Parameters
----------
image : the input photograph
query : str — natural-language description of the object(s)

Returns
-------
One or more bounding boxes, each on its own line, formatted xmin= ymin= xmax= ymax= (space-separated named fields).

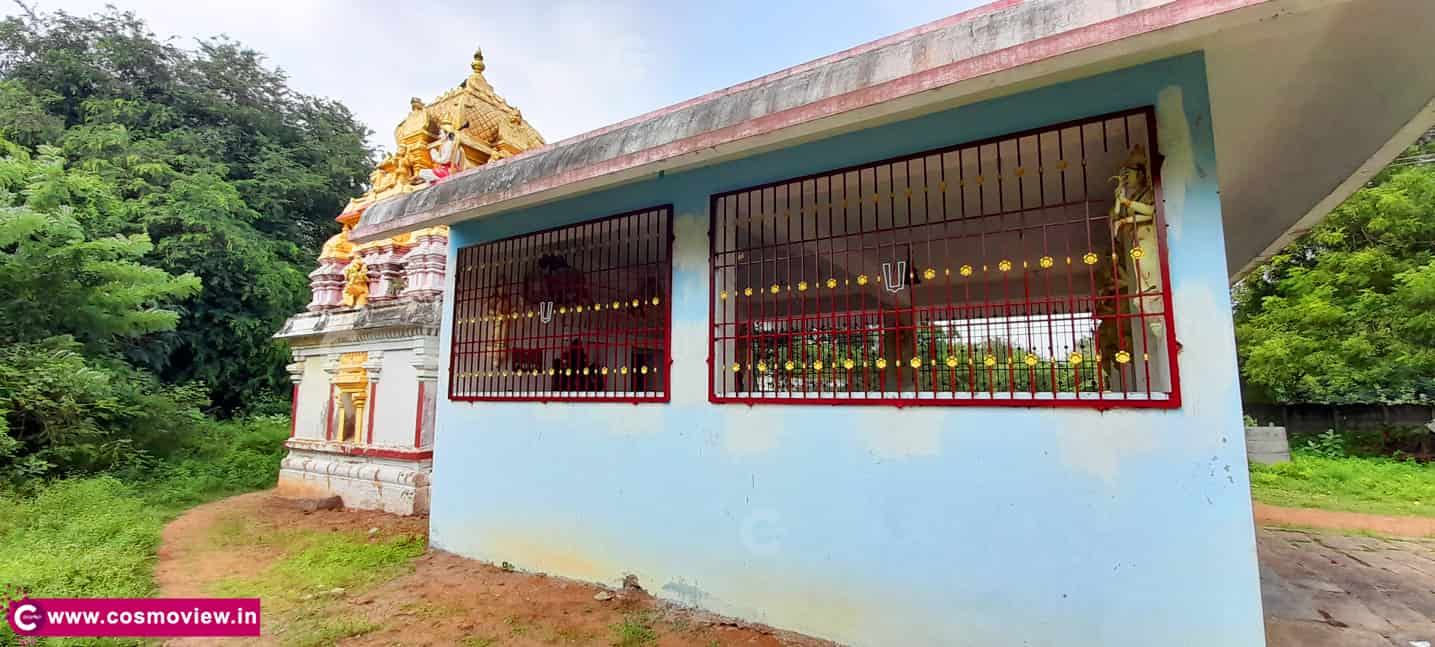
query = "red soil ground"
xmin=1254 ymin=502 xmax=1435 ymax=538
xmin=155 ymin=491 xmax=836 ymax=646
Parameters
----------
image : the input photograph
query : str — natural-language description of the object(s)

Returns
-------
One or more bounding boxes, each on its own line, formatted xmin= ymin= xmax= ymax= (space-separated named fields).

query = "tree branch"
xmin=9 ymin=0 xmax=37 ymax=20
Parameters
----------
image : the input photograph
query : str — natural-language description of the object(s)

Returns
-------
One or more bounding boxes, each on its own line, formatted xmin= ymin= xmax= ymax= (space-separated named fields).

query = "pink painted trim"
xmin=289 ymin=384 xmax=299 ymax=438
xmin=286 ymin=438 xmax=433 ymax=461
xmin=365 ymin=383 xmax=377 ymax=445
xmin=352 ymin=0 xmax=1266 ymax=242
xmin=413 ymin=382 xmax=426 ymax=449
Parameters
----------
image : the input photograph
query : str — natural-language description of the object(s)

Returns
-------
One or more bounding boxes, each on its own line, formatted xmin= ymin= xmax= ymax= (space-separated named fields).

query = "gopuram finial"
xmin=471 ymin=47 xmax=486 ymax=75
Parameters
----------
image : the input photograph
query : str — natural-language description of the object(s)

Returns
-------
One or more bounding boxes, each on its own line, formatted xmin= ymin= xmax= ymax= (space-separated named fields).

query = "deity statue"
xmin=319 ymin=225 xmax=354 ymax=261
xmin=1110 ymin=145 xmax=1156 ymax=232
xmin=1109 ymin=145 xmax=1164 ymax=335
xmin=416 ymin=120 xmax=464 ymax=184
xmin=343 ymin=257 xmax=370 ymax=308
xmin=372 ymin=153 xmax=403 ymax=196
xmin=392 ymin=145 xmax=418 ymax=188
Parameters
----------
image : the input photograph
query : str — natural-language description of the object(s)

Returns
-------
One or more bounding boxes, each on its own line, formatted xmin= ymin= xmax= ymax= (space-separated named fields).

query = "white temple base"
xmin=276 ymin=442 xmax=431 ymax=515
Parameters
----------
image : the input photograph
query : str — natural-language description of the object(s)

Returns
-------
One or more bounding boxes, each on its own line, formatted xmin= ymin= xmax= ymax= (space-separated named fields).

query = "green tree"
xmin=0 ymin=8 xmax=372 ymax=412
xmin=0 ymin=143 xmax=206 ymax=482
xmin=0 ymin=147 xmax=199 ymax=347
xmin=1233 ymin=146 xmax=1435 ymax=404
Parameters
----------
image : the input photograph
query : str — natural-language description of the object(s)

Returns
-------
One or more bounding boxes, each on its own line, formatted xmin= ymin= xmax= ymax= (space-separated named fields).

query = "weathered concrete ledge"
xmin=275 ymin=299 xmax=442 ymax=346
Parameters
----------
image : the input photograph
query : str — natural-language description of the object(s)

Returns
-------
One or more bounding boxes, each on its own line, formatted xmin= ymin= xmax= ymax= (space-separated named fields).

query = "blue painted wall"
xmin=433 ymin=53 xmax=1264 ymax=647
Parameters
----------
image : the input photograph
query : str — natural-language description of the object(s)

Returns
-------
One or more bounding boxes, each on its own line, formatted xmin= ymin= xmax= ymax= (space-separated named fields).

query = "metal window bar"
xmin=708 ymin=108 xmax=1181 ymax=407
xmin=450 ymin=205 xmax=674 ymax=402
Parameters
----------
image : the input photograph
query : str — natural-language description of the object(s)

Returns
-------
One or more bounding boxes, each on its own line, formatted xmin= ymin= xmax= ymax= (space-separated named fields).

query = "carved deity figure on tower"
xmin=417 ymin=121 xmax=464 ymax=184
xmin=342 ymin=257 xmax=369 ymax=308
xmin=320 ymin=225 xmax=353 ymax=261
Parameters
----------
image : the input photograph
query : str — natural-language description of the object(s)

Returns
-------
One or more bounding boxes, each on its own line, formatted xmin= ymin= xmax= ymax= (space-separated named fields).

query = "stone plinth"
xmin=1246 ymin=426 xmax=1292 ymax=465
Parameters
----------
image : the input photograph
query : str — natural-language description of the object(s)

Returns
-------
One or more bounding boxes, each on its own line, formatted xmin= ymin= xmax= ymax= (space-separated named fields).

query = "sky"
xmin=16 ymin=0 xmax=986 ymax=152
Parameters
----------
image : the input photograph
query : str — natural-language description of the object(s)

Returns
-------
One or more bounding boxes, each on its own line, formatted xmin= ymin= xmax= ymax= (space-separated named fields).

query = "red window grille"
xmin=709 ymin=108 xmax=1180 ymax=407
xmin=450 ymin=205 xmax=673 ymax=402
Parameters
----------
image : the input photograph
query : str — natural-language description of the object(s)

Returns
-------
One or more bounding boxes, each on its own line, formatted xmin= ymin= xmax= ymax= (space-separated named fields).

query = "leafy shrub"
xmin=1303 ymin=430 xmax=1348 ymax=459
xmin=1234 ymin=156 xmax=1435 ymax=405
xmin=125 ymin=415 xmax=290 ymax=507
xmin=0 ymin=339 xmax=209 ymax=487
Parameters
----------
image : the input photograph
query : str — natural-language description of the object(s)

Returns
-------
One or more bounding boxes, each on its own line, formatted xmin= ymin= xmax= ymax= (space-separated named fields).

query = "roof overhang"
xmin=350 ymin=0 xmax=1435 ymax=282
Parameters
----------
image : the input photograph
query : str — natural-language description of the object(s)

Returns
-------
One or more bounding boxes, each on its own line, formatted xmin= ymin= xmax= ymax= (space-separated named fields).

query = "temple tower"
xmin=273 ymin=48 xmax=544 ymax=514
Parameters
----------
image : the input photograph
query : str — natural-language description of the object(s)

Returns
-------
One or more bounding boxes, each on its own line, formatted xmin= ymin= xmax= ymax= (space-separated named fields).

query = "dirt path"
xmin=156 ymin=491 xmax=835 ymax=646
xmin=1255 ymin=502 xmax=1435 ymax=538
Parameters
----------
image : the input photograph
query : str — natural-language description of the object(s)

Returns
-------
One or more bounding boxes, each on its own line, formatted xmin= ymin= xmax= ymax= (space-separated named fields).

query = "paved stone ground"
xmin=1261 ymin=527 xmax=1435 ymax=646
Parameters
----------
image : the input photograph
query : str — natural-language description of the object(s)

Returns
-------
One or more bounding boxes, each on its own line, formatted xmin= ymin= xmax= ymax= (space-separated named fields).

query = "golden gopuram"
xmin=273 ymin=47 xmax=544 ymax=515
xmin=309 ymin=46 xmax=544 ymax=311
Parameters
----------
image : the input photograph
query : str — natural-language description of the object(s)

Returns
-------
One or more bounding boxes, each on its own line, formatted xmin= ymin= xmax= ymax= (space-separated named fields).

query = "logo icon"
xmin=5 ymin=586 xmax=43 ymax=640
xmin=881 ymin=261 xmax=907 ymax=294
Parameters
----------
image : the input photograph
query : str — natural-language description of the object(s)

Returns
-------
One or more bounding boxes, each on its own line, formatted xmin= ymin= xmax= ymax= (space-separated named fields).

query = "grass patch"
xmin=400 ymin=599 xmax=461 ymax=619
xmin=610 ymin=613 xmax=659 ymax=646
xmin=287 ymin=616 xmax=381 ymax=647
xmin=1251 ymin=451 xmax=1435 ymax=517
xmin=503 ymin=613 xmax=534 ymax=636
xmin=214 ymin=529 xmax=425 ymax=604
xmin=551 ymin=625 xmax=597 ymax=644
xmin=122 ymin=415 xmax=293 ymax=509
xmin=0 ymin=477 xmax=166 ymax=599
xmin=272 ymin=531 xmax=425 ymax=592
xmin=211 ymin=523 xmax=425 ymax=645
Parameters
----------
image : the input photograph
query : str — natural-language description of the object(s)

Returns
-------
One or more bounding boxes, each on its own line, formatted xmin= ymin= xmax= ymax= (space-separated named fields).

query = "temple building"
xmin=328 ymin=0 xmax=1431 ymax=644
xmin=274 ymin=49 xmax=543 ymax=515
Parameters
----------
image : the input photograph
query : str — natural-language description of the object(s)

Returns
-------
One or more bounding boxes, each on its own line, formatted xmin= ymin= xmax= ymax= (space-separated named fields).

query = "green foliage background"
xmin=1234 ymin=138 xmax=1435 ymax=405
xmin=0 ymin=8 xmax=371 ymax=416
xmin=0 ymin=8 xmax=372 ymax=485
